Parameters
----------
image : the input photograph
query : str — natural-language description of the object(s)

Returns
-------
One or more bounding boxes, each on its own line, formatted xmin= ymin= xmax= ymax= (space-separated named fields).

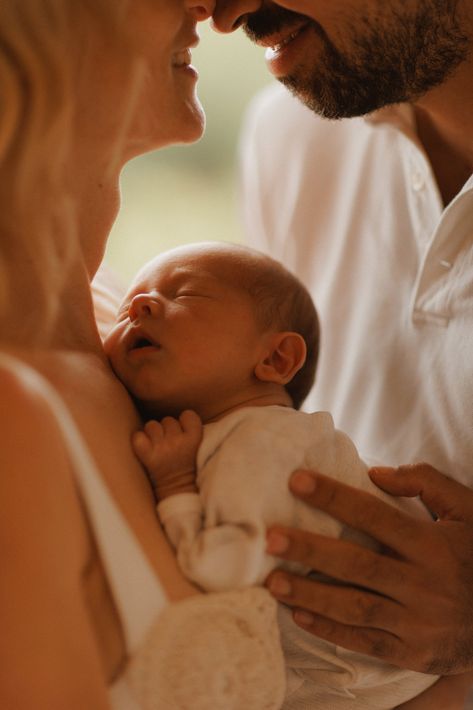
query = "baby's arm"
xmin=133 ymin=410 xmax=203 ymax=500
xmin=133 ymin=412 xmax=276 ymax=591
xmin=149 ymin=417 xmax=304 ymax=592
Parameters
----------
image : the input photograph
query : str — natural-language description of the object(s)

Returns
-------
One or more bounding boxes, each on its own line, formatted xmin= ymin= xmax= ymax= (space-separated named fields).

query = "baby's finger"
xmin=161 ymin=416 xmax=182 ymax=435
xmin=179 ymin=410 xmax=203 ymax=438
xmin=132 ymin=430 xmax=153 ymax=459
xmin=143 ymin=419 xmax=164 ymax=441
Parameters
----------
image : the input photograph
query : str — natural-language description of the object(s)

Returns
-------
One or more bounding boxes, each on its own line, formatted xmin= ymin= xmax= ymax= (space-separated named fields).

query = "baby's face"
xmin=104 ymin=245 xmax=267 ymax=418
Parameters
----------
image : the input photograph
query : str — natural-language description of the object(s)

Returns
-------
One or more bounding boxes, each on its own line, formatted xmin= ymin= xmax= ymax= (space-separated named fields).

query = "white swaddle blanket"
xmin=157 ymin=405 xmax=438 ymax=709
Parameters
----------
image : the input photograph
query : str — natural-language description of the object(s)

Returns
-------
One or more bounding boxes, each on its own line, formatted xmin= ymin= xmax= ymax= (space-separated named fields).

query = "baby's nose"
xmin=128 ymin=293 xmax=161 ymax=321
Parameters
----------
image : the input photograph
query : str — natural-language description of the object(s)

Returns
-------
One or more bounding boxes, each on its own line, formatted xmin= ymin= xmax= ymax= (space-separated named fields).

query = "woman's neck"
xmin=56 ymin=172 xmax=122 ymax=352
xmin=2 ymin=167 xmax=122 ymax=353
xmin=72 ymin=156 xmax=123 ymax=279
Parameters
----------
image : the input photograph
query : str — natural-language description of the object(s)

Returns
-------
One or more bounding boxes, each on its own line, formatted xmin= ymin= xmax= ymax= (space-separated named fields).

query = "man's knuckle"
xmin=316 ymin=479 xmax=340 ymax=510
xmin=295 ymin=536 xmax=316 ymax=566
xmin=369 ymin=635 xmax=393 ymax=660
xmin=351 ymin=552 xmax=381 ymax=583
xmin=354 ymin=594 xmax=384 ymax=625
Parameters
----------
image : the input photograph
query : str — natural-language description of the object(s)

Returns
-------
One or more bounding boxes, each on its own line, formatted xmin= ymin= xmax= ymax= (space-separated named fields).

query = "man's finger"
xmin=370 ymin=464 xmax=473 ymax=521
xmin=265 ymin=569 xmax=404 ymax=632
xmin=289 ymin=470 xmax=427 ymax=552
xmin=266 ymin=526 xmax=411 ymax=596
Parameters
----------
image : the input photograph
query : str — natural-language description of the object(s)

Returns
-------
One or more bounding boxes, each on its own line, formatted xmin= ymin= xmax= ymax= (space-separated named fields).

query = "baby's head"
xmin=104 ymin=242 xmax=319 ymax=421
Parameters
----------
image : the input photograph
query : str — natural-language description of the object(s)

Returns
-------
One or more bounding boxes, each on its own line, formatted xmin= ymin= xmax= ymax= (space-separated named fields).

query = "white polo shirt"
xmin=240 ymin=84 xmax=473 ymax=485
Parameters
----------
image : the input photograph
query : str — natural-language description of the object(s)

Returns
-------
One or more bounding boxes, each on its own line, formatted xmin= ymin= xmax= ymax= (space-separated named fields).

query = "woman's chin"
xmin=171 ymin=95 xmax=207 ymax=144
xmin=178 ymin=100 xmax=206 ymax=144
xmin=125 ymin=103 xmax=206 ymax=158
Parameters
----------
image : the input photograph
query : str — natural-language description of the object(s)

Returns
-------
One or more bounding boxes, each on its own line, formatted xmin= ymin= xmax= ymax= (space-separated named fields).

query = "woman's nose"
xmin=187 ymin=0 xmax=216 ymax=22
xmin=128 ymin=293 xmax=161 ymax=322
xmin=212 ymin=0 xmax=263 ymax=32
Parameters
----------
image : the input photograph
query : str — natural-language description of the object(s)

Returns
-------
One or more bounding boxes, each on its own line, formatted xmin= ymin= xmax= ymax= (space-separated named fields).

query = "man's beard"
xmin=244 ymin=2 xmax=470 ymax=119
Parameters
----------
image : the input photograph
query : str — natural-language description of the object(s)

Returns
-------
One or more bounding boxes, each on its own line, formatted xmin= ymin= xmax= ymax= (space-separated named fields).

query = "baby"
xmin=104 ymin=241 xmax=436 ymax=709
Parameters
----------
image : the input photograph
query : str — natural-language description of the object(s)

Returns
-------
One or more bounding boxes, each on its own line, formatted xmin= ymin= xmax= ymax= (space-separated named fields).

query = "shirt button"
xmin=439 ymin=259 xmax=452 ymax=269
xmin=411 ymin=170 xmax=425 ymax=191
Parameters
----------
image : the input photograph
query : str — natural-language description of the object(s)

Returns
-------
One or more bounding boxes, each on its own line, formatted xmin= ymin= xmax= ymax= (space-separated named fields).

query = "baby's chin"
xmin=131 ymin=395 xmax=189 ymax=421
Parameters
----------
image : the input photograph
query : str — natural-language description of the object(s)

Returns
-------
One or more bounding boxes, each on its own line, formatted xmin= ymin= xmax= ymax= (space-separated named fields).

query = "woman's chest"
xmin=40 ymin=351 xmax=196 ymax=596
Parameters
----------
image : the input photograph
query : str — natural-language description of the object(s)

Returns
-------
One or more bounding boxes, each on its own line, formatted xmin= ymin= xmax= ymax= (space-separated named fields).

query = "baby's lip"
xmin=127 ymin=328 xmax=161 ymax=353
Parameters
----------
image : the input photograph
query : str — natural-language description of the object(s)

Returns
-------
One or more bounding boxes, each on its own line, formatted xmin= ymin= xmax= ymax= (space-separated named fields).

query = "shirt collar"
xmin=364 ymin=102 xmax=419 ymax=139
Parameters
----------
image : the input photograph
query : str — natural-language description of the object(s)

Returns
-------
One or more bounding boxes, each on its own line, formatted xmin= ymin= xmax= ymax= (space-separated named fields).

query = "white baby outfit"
xmin=0 ymin=353 xmax=285 ymax=710
xmin=157 ymin=405 xmax=438 ymax=709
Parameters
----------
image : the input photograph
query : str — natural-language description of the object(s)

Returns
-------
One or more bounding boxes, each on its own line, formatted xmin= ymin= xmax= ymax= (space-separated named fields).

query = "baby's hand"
xmin=132 ymin=410 xmax=203 ymax=500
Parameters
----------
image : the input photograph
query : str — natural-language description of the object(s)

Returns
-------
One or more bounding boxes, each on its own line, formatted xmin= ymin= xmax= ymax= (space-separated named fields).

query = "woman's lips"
xmin=172 ymin=32 xmax=200 ymax=73
xmin=172 ymin=48 xmax=192 ymax=68
xmin=172 ymin=48 xmax=198 ymax=79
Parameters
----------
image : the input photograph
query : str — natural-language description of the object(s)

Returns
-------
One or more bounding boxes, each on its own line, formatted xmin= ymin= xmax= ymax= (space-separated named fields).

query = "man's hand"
xmin=394 ymin=670 xmax=473 ymax=709
xmin=265 ymin=463 xmax=473 ymax=674
xmin=132 ymin=410 xmax=203 ymax=500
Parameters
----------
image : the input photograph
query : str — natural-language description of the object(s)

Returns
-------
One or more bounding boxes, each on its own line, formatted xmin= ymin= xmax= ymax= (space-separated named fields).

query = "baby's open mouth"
xmin=130 ymin=336 xmax=161 ymax=352
xmin=134 ymin=337 xmax=153 ymax=349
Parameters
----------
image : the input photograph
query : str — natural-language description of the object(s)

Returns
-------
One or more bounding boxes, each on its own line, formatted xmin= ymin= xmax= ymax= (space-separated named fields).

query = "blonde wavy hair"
xmin=0 ymin=0 xmax=139 ymax=343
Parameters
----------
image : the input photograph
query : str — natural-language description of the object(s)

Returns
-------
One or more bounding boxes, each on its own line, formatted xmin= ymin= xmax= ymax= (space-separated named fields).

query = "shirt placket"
xmin=399 ymin=136 xmax=472 ymax=327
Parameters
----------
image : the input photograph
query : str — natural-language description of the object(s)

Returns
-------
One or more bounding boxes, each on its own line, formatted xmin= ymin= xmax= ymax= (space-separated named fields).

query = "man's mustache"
xmin=243 ymin=5 xmax=310 ymax=42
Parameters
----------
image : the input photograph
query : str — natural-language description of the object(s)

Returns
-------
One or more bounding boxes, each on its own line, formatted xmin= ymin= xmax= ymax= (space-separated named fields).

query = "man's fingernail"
xmin=294 ymin=610 xmax=315 ymax=627
xmin=266 ymin=531 xmax=289 ymax=555
xmin=291 ymin=471 xmax=316 ymax=495
xmin=268 ymin=575 xmax=292 ymax=597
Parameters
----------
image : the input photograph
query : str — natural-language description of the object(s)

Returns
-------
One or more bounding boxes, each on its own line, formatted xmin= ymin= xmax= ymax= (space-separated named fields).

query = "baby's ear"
xmin=254 ymin=332 xmax=307 ymax=385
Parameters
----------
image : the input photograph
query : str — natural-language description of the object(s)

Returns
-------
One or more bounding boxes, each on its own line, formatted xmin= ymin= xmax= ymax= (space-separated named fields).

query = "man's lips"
xmin=255 ymin=20 xmax=310 ymax=51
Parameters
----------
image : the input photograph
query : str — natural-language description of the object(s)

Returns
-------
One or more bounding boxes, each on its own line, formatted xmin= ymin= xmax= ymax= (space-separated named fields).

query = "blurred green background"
xmin=105 ymin=22 xmax=271 ymax=283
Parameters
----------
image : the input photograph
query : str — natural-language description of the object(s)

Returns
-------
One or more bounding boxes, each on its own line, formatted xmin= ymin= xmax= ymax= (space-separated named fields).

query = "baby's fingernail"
xmin=291 ymin=471 xmax=316 ymax=495
xmin=369 ymin=466 xmax=393 ymax=476
xmin=268 ymin=575 xmax=292 ymax=597
xmin=294 ymin=610 xmax=315 ymax=627
xmin=266 ymin=531 xmax=289 ymax=555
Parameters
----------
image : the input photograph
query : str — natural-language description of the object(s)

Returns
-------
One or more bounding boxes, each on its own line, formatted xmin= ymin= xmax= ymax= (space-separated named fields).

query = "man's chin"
xmin=278 ymin=73 xmax=401 ymax=121
xmin=277 ymin=75 xmax=350 ymax=120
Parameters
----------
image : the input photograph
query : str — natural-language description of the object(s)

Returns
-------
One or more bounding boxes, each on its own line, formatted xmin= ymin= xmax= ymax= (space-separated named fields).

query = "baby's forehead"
xmin=130 ymin=248 xmax=248 ymax=291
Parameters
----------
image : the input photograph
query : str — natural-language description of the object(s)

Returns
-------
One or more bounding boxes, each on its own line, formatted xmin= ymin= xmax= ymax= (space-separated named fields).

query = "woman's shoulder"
xmin=0 ymin=353 xmax=87 ymax=558
xmin=0 ymin=361 xmax=111 ymax=707
xmin=0 ymin=356 xmax=77 ymax=466
xmin=0 ymin=353 xmax=54 ymax=412
xmin=0 ymin=355 xmax=62 ymax=459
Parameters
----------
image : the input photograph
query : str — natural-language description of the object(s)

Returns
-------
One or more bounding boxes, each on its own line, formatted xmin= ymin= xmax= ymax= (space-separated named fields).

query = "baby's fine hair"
xmin=221 ymin=244 xmax=320 ymax=409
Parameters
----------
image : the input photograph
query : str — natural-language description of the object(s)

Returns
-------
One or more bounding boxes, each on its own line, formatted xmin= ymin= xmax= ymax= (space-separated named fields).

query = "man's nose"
xmin=128 ymin=294 xmax=161 ymax=322
xmin=212 ymin=0 xmax=264 ymax=32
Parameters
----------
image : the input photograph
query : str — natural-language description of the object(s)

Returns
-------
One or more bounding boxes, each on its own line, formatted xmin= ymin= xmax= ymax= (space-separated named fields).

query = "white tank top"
xmin=0 ymin=353 xmax=285 ymax=710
